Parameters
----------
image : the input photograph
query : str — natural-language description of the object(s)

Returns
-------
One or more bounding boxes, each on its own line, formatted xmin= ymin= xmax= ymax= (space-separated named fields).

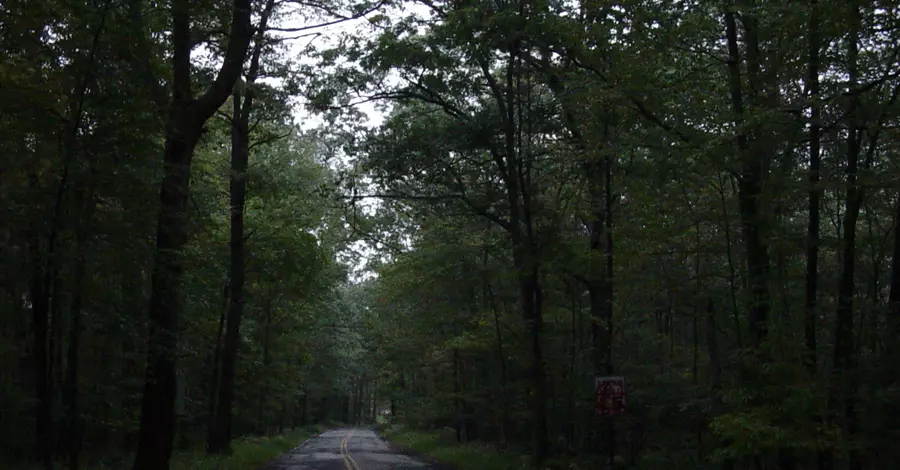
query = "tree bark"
xmin=724 ymin=5 xmax=770 ymax=351
xmin=478 ymin=38 xmax=549 ymax=465
xmin=453 ymin=348 xmax=461 ymax=442
xmin=804 ymin=0 xmax=821 ymax=373
xmin=485 ymin=257 xmax=509 ymax=445
xmin=371 ymin=380 xmax=377 ymax=423
xmin=259 ymin=301 xmax=273 ymax=434
xmin=30 ymin=259 xmax=53 ymax=470
xmin=64 ymin=185 xmax=95 ymax=470
xmin=889 ymin=196 xmax=900 ymax=380
xmin=210 ymin=85 xmax=250 ymax=452
xmin=209 ymin=0 xmax=275 ymax=450
xmin=706 ymin=300 xmax=722 ymax=392
xmin=133 ymin=0 xmax=252 ymax=467
xmin=717 ymin=178 xmax=743 ymax=349
xmin=832 ymin=7 xmax=863 ymax=468
xmin=205 ymin=285 xmax=228 ymax=451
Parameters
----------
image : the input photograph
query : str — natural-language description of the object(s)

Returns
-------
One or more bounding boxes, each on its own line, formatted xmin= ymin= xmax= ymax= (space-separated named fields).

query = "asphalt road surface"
xmin=263 ymin=428 xmax=436 ymax=470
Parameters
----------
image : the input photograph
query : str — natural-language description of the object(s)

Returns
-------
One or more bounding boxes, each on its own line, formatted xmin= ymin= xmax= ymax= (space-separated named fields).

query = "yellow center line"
xmin=340 ymin=431 xmax=362 ymax=470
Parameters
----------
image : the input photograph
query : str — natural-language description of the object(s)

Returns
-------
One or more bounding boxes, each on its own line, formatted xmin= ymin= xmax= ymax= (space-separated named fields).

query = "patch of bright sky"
xmin=267 ymin=1 xmax=432 ymax=282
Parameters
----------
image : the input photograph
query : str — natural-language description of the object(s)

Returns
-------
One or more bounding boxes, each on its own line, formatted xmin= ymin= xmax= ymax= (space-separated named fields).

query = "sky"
xmin=270 ymin=1 xmax=430 ymax=282
xmin=274 ymin=1 xmax=429 ymax=131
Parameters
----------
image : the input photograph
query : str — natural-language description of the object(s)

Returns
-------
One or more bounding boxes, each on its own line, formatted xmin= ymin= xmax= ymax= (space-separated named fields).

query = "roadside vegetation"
xmin=10 ymin=425 xmax=329 ymax=470
xmin=165 ymin=426 xmax=322 ymax=470
xmin=382 ymin=426 xmax=524 ymax=470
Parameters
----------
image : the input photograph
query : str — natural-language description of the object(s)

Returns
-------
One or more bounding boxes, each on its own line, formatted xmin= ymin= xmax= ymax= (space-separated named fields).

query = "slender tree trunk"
xmin=724 ymin=7 xmax=770 ymax=352
xmin=453 ymin=348 xmax=461 ymax=442
xmin=371 ymin=381 xmax=377 ymax=423
xmin=210 ymin=86 xmax=250 ymax=452
xmin=30 ymin=263 xmax=53 ymax=470
xmin=209 ymin=0 xmax=274 ymax=450
xmin=832 ymin=7 xmax=863 ymax=469
xmin=64 ymin=189 xmax=94 ymax=470
xmin=50 ymin=277 xmax=64 ymax=461
xmin=706 ymin=300 xmax=722 ymax=391
xmin=586 ymin=152 xmax=613 ymax=377
xmin=299 ymin=393 xmax=307 ymax=427
xmin=693 ymin=221 xmax=702 ymax=386
xmin=259 ymin=302 xmax=273 ymax=434
xmin=889 ymin=196 xmax=900 ymax=380
xmin=718 ymin=178 xmax=743 ymax=349
xmin=486 ymin=276 xmax=508 ymax=445
xmin=804 ymin=0 xmax=821 ymax=374
xmin=356 ymin=378 xmax=364 ymax=425
xmin=519 ymin=270 xmax=549 ymax=463
xmin=206 ymin=285 xmax=228 ymax=451
xmin=884 ymin=197 xmax=900 ymax=460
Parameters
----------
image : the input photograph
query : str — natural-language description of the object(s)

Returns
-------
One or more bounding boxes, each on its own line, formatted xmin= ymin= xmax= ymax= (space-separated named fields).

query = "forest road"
xmin=262 ymin=428 xmax=436 ymax=470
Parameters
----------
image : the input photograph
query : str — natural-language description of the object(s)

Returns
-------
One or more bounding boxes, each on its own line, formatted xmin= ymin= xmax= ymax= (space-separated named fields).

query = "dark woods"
xmin=2 ymin=0 xmax=900 ymax=470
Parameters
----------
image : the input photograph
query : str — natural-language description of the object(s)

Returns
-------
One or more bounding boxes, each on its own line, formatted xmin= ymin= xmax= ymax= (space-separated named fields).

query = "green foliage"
xmin=10 ymin=427 xmax=325 ymax=470
xmin=5 ymin=0 xmax=900 ymax=469
xmin=166 ymin=427 xmax=318 ymax=470
xmin=384 ymin=426 xmax=525 ymax=470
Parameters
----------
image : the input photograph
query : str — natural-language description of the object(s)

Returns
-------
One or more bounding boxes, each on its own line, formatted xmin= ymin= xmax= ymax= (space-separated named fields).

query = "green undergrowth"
xmin=381 ymin=426 xmax=527 ymax=470
xmin=9 ymin=424 xmax=332 ymax=470
xmin=166 ymin=425 xmax=323 ymax=470
xmin=380 ymin=425 xmax=607 ymax=470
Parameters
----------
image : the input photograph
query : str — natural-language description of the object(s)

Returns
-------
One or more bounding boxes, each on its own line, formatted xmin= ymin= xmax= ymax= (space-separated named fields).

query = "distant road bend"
xmin=264 ymin=428 xmax=436 ymax=470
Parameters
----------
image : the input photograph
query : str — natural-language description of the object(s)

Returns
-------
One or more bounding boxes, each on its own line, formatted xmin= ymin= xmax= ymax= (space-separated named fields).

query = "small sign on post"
xmin=595 ymin=376 xmax=626 ymax=416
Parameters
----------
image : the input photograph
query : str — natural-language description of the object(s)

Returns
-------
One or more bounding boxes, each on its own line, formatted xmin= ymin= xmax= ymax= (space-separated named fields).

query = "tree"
xmin=133 ymin=0 xmax=253 ymax=467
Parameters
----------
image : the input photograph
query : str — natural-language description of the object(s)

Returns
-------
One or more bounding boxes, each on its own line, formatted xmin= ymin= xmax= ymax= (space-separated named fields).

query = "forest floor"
xmin=262 ymin=427 xmax=436 ymax=470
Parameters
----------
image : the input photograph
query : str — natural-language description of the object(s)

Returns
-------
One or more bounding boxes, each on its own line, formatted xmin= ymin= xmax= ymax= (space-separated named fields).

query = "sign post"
xmin=594 ymin=376 xmax=625 ymax=417
xmin=594 ymin=376 xmax=624 ymax=468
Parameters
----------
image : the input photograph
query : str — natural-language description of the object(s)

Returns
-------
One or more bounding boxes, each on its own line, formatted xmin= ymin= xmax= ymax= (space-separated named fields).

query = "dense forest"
xmin=1 ymin=0 xmax=899 ymax=469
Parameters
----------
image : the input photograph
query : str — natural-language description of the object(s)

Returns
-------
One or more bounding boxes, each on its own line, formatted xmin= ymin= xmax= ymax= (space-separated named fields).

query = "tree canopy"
xmin=2 ymin=0 xmax=900 ymax=469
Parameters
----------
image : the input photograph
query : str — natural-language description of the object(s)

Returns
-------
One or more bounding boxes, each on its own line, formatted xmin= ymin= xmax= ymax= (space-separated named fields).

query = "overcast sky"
xmin=271 ymin=1 xmax=429 ymax=282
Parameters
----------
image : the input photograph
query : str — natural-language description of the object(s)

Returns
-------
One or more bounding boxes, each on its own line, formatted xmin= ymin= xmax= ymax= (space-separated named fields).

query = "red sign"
xmin=595 ymin=376 xmax=626 ymax=416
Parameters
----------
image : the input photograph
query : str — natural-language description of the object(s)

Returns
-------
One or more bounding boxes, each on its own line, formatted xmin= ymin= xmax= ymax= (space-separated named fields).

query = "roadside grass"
xmin=6 ymin=424 xmax=331 ymax=470
xmin=382 ymin=426 xmax=527 ymax=470
xmin=167 ymin=425 xmax=321 ymax=470
xmin=380 ymin=425 xmax=608 ymax=470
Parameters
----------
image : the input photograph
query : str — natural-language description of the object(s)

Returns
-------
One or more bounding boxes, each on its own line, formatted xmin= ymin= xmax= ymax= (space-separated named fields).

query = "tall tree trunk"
xmin=588 ymin=157 xmax=613 ymax=376
xmin=355 ymin=378 xmax=363 ymax=425
xmin=833 ymin=7 xmax=863 ymax=468
xmin=258 ymin=301 xmax=273 ymax=434
xmin=717 ymin=178 xmax=743 ymax=349
xmin=206 ymin=285 xmax=228 ymax=451
xmin=453 ymin=348 xmax=461 ymax=442
xmin=133 ymin=0 xmax=252 ymax=467
xmin=134 ymin=111 xmax=202 ymax=470
xmin=519 ymin=270 xmax=548 ymax=464
xmin=299 ymin=393 xmax=307 ymax=427
xmin=889 ymin=196 xmax=900 ymax=381
xmin=209 ymin=0 xmax=275 ymax=450
xmin=804 ymin=0 xmax=821 ymax=374
xmin=485 ymin=267 xmax=508 ymax=444
xmin=724 ymin=6 xmax=770 ymax=352
xmin=30 ymin=122 xmax=70 ymax=470
xmin=706 ymin=300 xmax=722 ymax=392
xmin=885 ymin=196 xmax=900 ymax=461
xmin=210 ymin=85 xmax=250 ymax=453
xmin=64 ymin=185 xmax=95 ymax=470
xmin=371 ymin=381 xmax=377 ymax=423
xmin=535 ymin=50 xmax=616 ymax=456
xmin=30 ymin=261 xmax=53 ymax=470
xmin=50 ymin=276 xmax=64 ymax=461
